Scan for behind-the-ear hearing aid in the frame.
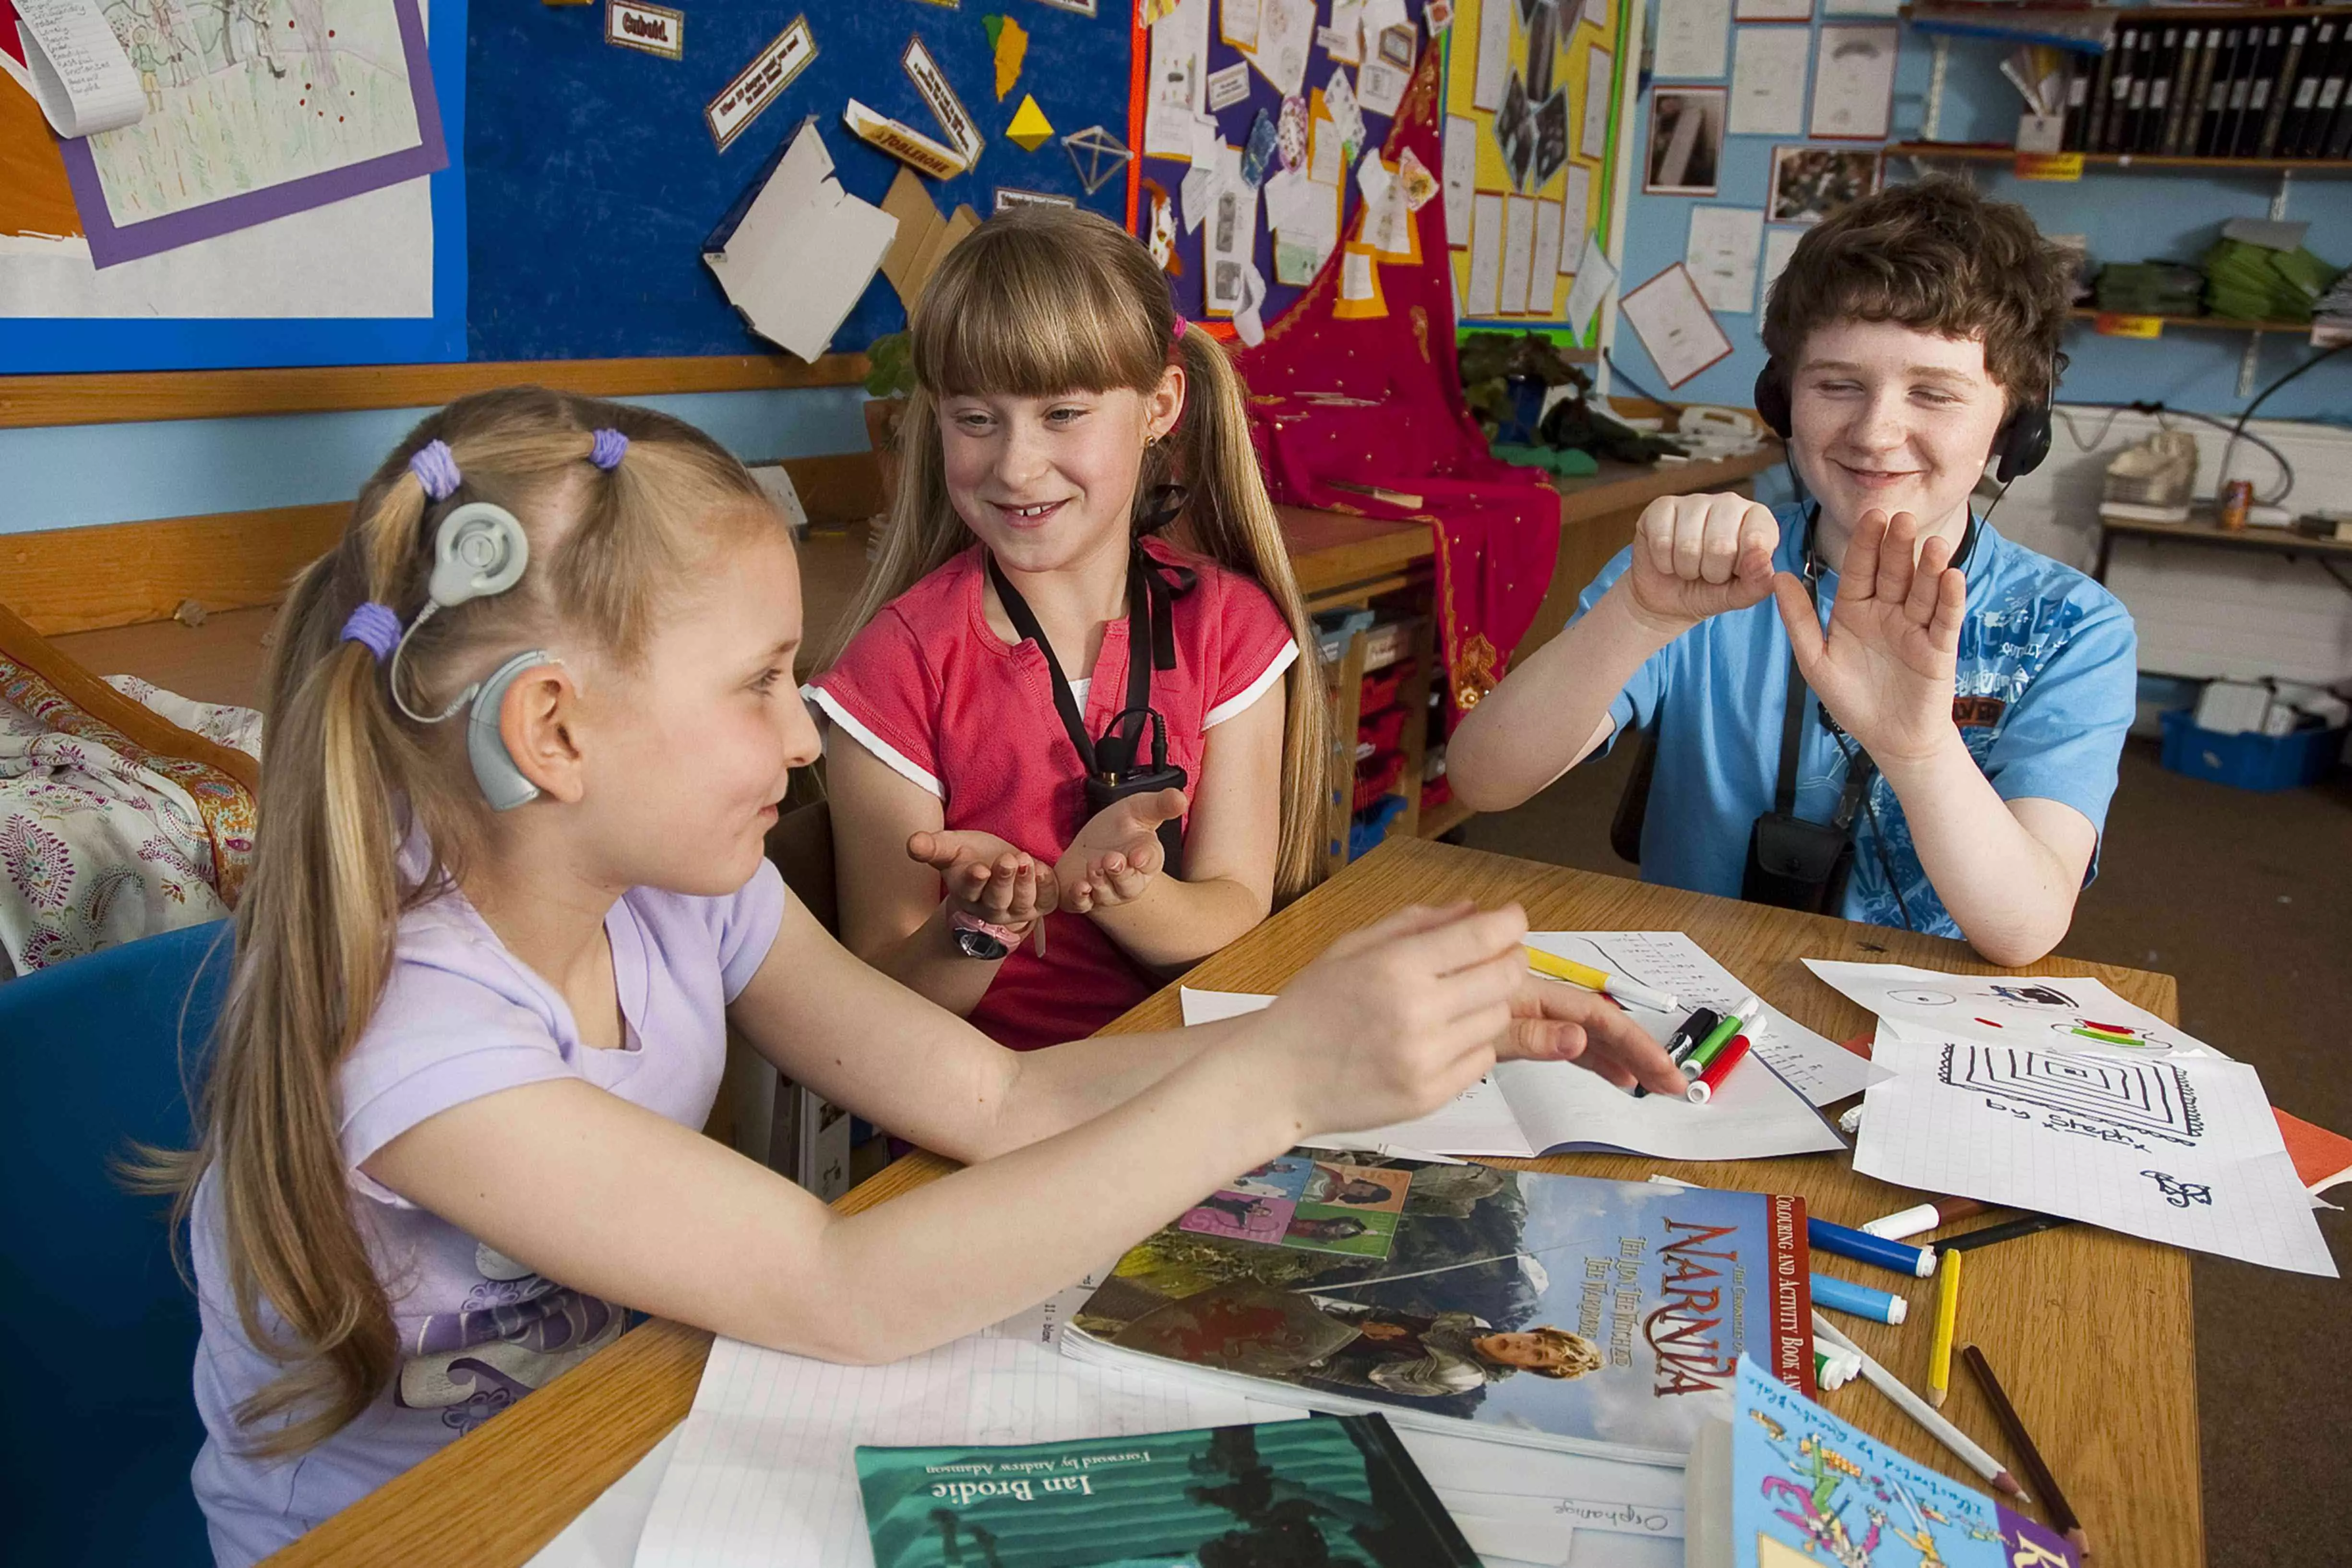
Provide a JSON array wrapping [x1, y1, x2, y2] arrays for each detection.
[[390, 501, 557, 811], [1752, 357, 2052, 483]]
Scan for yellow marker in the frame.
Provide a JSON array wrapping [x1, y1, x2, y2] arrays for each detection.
[[1928, 1247, 1963, 1410], [1523, 946, 1678, 1013]]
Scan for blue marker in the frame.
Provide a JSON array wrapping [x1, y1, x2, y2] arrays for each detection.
[[1812, 1271, 1909, 1325], [1809, 1217, 1938, 1278]]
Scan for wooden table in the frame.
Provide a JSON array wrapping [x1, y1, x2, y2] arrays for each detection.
[[270, 836, 2200, 1568]]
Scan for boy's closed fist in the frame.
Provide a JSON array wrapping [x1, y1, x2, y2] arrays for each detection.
[[1623, 491, 1780, 633]]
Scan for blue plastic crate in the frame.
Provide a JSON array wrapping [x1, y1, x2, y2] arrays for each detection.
[[2158, 709, 2346, 792]]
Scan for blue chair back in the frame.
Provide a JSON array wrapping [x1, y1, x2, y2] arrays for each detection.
[[0, 922, 234, 1568]]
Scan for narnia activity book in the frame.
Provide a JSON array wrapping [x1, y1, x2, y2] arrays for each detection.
[[1062, 1152, 1813, 1462], [1685, 1357, 2081, 1568], [852, 1412, 1480, 1568]]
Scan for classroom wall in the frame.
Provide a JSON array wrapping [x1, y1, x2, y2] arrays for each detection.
[[0, 386, 869, 537], [1610, 4, 2352, 426]]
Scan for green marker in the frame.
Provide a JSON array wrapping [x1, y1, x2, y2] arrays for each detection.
[[1681, 994, 1758, 1078]]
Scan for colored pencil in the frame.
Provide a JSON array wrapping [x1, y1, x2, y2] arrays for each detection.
[[1939, 1213, 2076, 1253], [1813, 1313, 2029, 1505], [1861, 1197, 1993, 1241], [1927, 1248, 1962, 1408], [1962, 1343, 2089, 1555]]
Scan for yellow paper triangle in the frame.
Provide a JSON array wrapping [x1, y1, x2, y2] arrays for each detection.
[[1006, 94, 1055, 152]]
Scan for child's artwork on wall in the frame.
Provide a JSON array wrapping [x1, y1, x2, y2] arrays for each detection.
[[1643, 86, 1722, 195], [1765, 142, 1876, 224], [60, 0, 446, 265]]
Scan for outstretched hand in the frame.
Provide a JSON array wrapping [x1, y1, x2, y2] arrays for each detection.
[[1772, 508, 1965, 766], [1056, 788, 1187, 915], [907, 829, 1057, 936], [1498, 980, 1689, 1094]]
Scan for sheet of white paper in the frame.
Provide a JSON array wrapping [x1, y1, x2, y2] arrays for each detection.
[[1308, 109, 1345, 185], [1683, 204, 1763, 313], [1443, 113, 1478, 245], [704, 123, 898, 363], [1728, 25, 1811, 134], [1653, 0, 1731, 80], [1244, 0, 1317, 98], [1222, 0, 1263, 49], [12, 0, 143, 137], [1500, 194, 1538, 315], [1581, 48, 1615, 158], [1560, 164, 1593, 264], [634, 1336, 1257, 1568], [1585, 0, 1612, 27], [1529, 198, 1564, 308], [1233, 258, 1269, 345], [1325, 0, 1367, 61], [1203, 173, 1258, 313], [1207, 59, 1254, 111], [1807, 23, 1897, 138], [1466, 191, 1506, 318], [1324, 65, 1365, 148], [1854, 1032, 2337, 1277], [1530, 933, 1870, 1104], [1357, 52, 1410, 117], [1262, 166, 1315, 230], [1562, 228, 1616, 339], [1339, 245, 1377, 300], [1759, 225, 1803, 306], [522, 1428, 680, 1568], [1618, 263, 1733, 387], [1474, 0, 1513, 109], [1146, 0, 1214, 156], [1803, 959, 2226, 1059]]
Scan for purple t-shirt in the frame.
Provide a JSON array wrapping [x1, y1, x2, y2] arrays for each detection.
[[188, 858, 788, 1566]]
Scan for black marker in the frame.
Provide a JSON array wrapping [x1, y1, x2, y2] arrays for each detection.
[[1634, 1006, 1719, 1099]]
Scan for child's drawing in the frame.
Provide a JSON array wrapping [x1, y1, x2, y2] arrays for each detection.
[[84, 0, 424, 226]]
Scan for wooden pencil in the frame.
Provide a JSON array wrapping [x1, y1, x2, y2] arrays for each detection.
[[1927, 1247, 1961, 1409], [1962, 1342, 2089, 1556]]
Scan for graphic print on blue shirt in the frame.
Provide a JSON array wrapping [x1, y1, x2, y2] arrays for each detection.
[[1576, 504, 2138, 939]]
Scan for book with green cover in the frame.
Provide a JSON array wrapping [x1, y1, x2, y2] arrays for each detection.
[[852, 1412, 1480, 1568]]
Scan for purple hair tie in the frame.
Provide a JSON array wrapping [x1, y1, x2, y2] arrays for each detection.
[[589, 428, 629, 470], [408, 440, 462, 501], [340, 602, 403, 663]]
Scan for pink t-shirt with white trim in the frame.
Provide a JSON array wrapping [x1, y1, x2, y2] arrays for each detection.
[[807, 536, 1298, 1050]]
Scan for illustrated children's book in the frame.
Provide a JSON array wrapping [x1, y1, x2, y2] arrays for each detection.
[[853, 1412, 1480, 1568], [1061, 1152, 1814, 1463], [1685, 1356, 2082, 1568]]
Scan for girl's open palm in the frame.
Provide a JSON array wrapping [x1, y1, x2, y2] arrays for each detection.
[[1770, 508, 1965, 766], [1056, 788, 1186, 914], [907, 829, 1059, 931]]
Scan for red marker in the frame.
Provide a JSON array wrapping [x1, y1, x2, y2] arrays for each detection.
[[1685, 1030, 1755, 1104]]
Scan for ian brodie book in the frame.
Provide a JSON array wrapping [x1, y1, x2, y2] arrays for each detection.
[[1061, 1150, 1813, 1462]]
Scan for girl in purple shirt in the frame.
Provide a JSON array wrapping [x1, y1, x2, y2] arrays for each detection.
[[160, 387, 1682, 1564]]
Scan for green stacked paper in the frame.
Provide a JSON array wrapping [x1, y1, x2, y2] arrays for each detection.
[[2092, 262, 2205, 317], [2200, 239, 2345, 324]]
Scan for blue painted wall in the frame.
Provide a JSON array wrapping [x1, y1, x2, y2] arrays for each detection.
[[1610, 2, 2352, 424]]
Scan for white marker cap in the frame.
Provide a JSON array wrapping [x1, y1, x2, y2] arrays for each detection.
[[1862, 1202, 1941, 1241]]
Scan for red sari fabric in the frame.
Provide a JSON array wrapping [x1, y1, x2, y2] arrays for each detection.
[[1231, 50, 1560, 719]]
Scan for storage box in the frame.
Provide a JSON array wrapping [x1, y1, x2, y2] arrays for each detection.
[[2158, 709, 2346, 792]]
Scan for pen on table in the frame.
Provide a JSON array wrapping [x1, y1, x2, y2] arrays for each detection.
[[1962, 1343, 2089, 1556], [1812, 1312, 2028, 1505], [1634, 1005, 1718, 1100], [1686, 1013, 1767, 1104], [1680, 997, 1754, 1080], [1861, 1197, 1993, 1241], [1523, 946, 1678, 1012], [1938, 1213, 2076, 1253], [1811, 1271, 1907, 1325], [1927, 1248, 1962, 1409], [1809, 1216, 1938, 1278]]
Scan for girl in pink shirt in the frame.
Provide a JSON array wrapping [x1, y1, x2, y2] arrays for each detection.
[[811, 206, 1328, 1048], [156, 386, 1683, 1562]]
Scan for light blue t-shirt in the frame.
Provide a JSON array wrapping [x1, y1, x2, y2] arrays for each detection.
[[1576, 504, 2137, 937]]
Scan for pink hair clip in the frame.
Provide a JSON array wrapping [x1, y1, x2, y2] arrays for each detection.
[[1172, 316, 1189, 343]]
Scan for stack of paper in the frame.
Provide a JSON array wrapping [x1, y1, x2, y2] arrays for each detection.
[[702, 121, 897, 364]]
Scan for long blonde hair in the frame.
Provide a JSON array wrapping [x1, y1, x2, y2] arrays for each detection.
[[149, 387, 776, 1455], [832, 205, 1329, 901]]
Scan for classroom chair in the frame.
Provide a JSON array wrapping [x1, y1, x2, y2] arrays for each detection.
[[0, 920, 233, 1568], [765, 796, 839, 934]]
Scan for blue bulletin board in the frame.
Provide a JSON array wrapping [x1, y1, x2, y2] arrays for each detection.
[[0, 0, 1133, 373]]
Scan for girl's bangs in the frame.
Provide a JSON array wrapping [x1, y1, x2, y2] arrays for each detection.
[[918, 259, 1161, 399]]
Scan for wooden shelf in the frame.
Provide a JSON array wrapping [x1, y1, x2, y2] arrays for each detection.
[[1886, 141, 2352, 174], [2068, 309, 2317, 334]]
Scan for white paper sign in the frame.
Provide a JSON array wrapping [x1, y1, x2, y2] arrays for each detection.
[[1808, 23, 1897, 138], [1473, 0, 1512, 109], [1582, 48, 1615, 157], [1684, 205, 1764, 313], [1146, 0, 1214, 156], [1500, 193, 1537, 315], [1466, 191, 1505, 317], [1728, 25, 1811, 135], [1653, 0, 1731, 79], [1529, 197, 1564, 305], [1207, 60, 1254, 111], [1560, 164, 1593, 269], [1619, 263, 1734, 387], [1562, 228, 1617, 340], [1244, 0, 1317, 98], [1442, 113, 1478, 246]]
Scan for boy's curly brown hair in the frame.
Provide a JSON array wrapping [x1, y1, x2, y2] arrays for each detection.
[[1762, 178, 2074, 411]]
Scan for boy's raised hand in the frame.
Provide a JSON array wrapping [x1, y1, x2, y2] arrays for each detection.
[[1771, 508, 1966, 766], [1623, 491, 1781, 633], [907, 829, 1058, 935], [1056, 788, 1187, 915]]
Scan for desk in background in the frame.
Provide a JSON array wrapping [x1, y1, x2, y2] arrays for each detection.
[[263, 836, 2200, 1568], [2095, 509, 2352, 599]]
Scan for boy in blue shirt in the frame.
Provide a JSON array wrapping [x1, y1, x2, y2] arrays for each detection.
[[1449, 180, 2136, 965]]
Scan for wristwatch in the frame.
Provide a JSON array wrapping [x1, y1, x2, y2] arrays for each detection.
[[949, 910, 1029, 960]]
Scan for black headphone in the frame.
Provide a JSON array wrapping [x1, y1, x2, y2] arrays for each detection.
[[1752, 357, 2053, 485]]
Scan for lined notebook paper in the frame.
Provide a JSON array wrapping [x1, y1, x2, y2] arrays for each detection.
[[632, 1336, 1256, 1566]]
